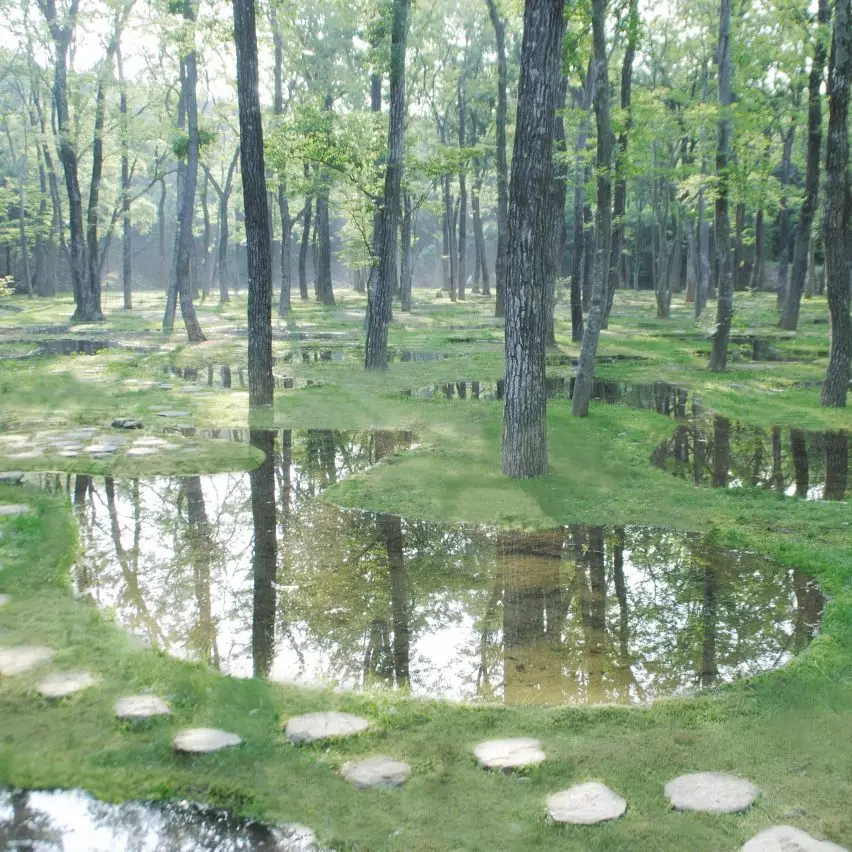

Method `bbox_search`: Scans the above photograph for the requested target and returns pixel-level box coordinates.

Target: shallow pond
[0,788,319,851]
[27,429,821,707]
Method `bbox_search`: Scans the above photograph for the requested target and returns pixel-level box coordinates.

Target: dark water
[653,417,850,500]
[3,339,130,359]
[0,789,319,851]
[29,429,821,707]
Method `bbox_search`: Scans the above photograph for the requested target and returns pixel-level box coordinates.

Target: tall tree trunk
[400,189,413,311]
[781,0,829,330]
[709,0,734,372]
[821,0,851,407]
[158,177,167,286]
[298,193,312,300]
[117,46,132,310]
[234,0,273,406]
[457,76,468,301]
[502,0,565,476]
[776,122,796,308]
[603,0,638,327]
[485,0,508,318]
[545,77,568,346]
[572,0,613,417]
[315,188,334,305]
[472,170,490,296]
[443,173,458,300]
[380,514,410,686]
[733,201,746,290]
[685,220,697,302]
[163,2,205,342]
[696,185,710,315]
[365,0,410,367]
[749,207,764,290]
[271,4,291,317]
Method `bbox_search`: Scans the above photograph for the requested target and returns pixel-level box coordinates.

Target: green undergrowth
[0,289,851,850]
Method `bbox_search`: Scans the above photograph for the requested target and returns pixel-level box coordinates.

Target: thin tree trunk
[270,4,291,316]
[572,0,613,417]
[821,0,851,407]
[697,186,710,315]
[749,207,764,290]
[298,191,312,300]
[117,46,132,309]
[709,0,734,372]
[315,188,334,305]
[781,0,829,330]
[502,0,566,476]
[400,188,413,311]
[365,0,410,367]
[457,76,468,301]
[776,122,796,308]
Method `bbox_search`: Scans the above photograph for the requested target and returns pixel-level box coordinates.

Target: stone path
[285,711,369,743]
[547,782,627,825]
[37,670,99,698]
[114,695,171,719]
[173,727,242,753]
[742,826,849,851]
[341,756,411,789]
[0,645,53,676]
[665,771,759,813]
[473,737,546,770]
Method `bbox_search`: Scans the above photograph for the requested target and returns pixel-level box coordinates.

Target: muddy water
[29,430,821,707]
[0,789,319,851]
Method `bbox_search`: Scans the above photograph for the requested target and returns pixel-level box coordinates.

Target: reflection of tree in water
[654,416,849,500]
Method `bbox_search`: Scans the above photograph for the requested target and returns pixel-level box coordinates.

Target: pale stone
[272,824,325,851]
[473,738,546,770]
[173,727,242,753]
[58,451,80,458]
[0,645,53,676]
[37,670,99,698]
[7,451,42,460]
[115,695,171,719]
[127,447,159,457]
[547,782,627,825]
[156,411,191,418]
[0,472,23,485]
[0,504,30,517]
[743,826,848,852]
[341,756,411,789]
[84,444,119,454]
[665,772,759,813]
[134,437,169,447]
[0,594,9,607]
[285,711,369,743]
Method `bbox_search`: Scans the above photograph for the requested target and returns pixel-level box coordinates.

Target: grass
[0,288,850,850]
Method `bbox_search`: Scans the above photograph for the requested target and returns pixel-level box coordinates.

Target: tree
[501,0,566,477]
[365,0,411,369]
[708,0,734,372]
[821,0,851,407]
[780,0,829,330]
[571,0,613,417]
[233,0,273,407]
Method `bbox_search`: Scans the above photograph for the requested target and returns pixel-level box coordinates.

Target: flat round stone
[0,594,9,607]
[285,711,369,743]
[115,695,171,719]
[0,472,23,485]
[58,451,80,457]
[37,670,99,698]
[341,756,411,789]
[665,772,759,813]
[173,727,242,753]
[0,645,53,676]
[156,411,191,418]
[127,447,159,457]
[547,782,627,825]
[473,737,546,770]
[0,504,31,517]
[742,826,848,851]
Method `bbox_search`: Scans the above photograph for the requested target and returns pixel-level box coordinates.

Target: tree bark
[117,46,132,309]
[233,0,273,406]
[502,0,565,476]
[781,0,829,330]
[696,186,710,315]
[298,191,312,300]
[457,75,468,301]
[400,189,413,311]
[572,0,613,417]
[365,0,410,367]
[749,207,764,290]
[709,0,734,372]
[315,188,334,305]
[821,0,851,407]
[271,3,291,316]
[485,0,509,318]
[776,121,796,308]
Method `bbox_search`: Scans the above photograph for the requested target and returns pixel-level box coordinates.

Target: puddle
[3,339,140,359]
[0,788,320,851]
[653,417,850,500]
[27,429,821,707]
[545,353,647,367]
[159,366,325,391]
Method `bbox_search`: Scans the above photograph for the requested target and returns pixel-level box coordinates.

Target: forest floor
[0,288,850,851]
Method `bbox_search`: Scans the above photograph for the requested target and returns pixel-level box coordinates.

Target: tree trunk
[709,0,734,372]
[117,47,132,310]
[603,0,638,327]
[502,0,565,476]
[234,0,273,406]
[733,201,746,290]
[696,186,710,315]
[685,220,697,303]
[821,0,851,407]
[271,4,291,317]
[485,0,508,318]
[298,194,312,300]
[776,122,796,308]
[749,207,764,290]
[365,0,410,367]
[572,0,613,417]
[163,3,205,342]
[781,0,829,330]
[400,189,413,311]
[546,77,568,346]
[457,76,467,301]
[315,188,334,305]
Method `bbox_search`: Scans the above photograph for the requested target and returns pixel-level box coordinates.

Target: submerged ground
[0,288,850,850]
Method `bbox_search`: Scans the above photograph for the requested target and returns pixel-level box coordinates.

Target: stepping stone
[114,695,171,720]
[665,772,759,813]
[742,826,848,852]
[0,472,23,485]
[58,451,79,458]
[37,670,99,698]
[0,645,53,676]
[134,437,169,447]
[156,411,191,418]
[0,504,30,517]
[473,737,546,771]
[547,782,627,825]
[341,756,411,789]
[7,451,42,460]
[285,711,369,743]
[0,594,9,607]
[84,444,118,454]
[111,418,143,429]
[271,824,324,851]
[173,727,242,753]
[127,447,159,457]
